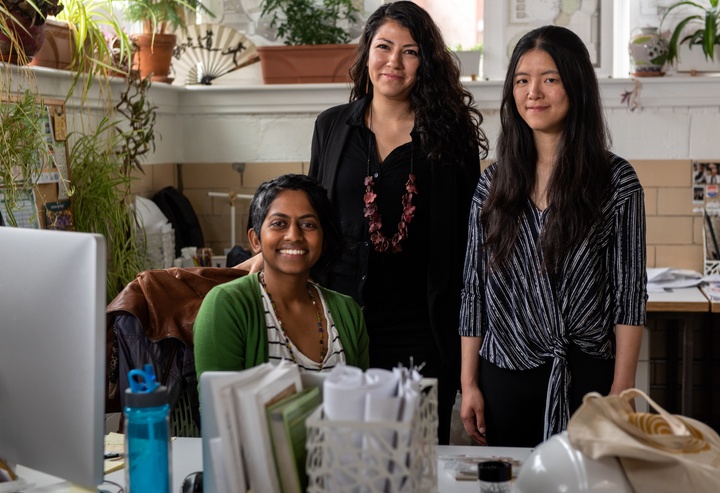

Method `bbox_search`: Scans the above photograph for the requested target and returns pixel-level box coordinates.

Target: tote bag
[567,389,720,493]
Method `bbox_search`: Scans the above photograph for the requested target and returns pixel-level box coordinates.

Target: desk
[17,438,532,493]
[646,287,709,417]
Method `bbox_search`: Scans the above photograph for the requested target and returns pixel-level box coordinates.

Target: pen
[104,452,123,459]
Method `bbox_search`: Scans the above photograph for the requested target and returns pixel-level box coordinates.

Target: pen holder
[305,379,438,493]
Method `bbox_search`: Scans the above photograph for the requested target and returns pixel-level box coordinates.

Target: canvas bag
[567,389,720,493]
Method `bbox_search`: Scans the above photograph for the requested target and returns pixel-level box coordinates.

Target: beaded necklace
[258,271,326,368]
[362,112,418,254]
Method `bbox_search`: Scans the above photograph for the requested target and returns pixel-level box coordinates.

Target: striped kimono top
[459,154,648,439]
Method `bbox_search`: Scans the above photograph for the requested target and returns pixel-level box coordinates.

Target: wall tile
[647,245,656,268]
[657,187,695,216]
[655,245,704,271]
[647,216,694,244]
[182,163,241,189]
[633,159,692,188]
[644,187,657,216]
[242,162,304,188]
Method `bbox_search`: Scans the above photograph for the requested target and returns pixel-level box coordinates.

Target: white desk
[16,438,532,493]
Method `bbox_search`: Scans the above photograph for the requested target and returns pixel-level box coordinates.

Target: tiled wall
[131,161,308,257]
[634,159,705,273]
[132,158,706,271]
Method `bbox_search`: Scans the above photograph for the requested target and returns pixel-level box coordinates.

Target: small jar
[478,460,512,493]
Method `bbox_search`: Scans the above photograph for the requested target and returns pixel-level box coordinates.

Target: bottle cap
[125,365,168,408]
[125,384,168,408]
[478,460,512,482]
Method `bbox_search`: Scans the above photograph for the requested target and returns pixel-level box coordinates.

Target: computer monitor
[0,227,106,489]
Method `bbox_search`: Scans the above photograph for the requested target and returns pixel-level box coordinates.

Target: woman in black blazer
[308,1,489,444]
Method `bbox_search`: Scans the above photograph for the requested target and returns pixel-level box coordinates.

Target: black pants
[480,343,615,447]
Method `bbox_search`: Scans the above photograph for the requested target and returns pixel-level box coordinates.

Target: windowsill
[22,66,720,115]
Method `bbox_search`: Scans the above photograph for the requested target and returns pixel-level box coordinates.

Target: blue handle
[127,364,159,393]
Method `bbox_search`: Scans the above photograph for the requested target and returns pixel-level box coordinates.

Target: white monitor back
[0,228,106,488]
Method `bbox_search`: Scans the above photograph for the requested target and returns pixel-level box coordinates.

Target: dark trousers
[480,343,615,447]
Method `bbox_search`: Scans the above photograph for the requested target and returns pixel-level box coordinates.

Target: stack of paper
[647,268,703,292]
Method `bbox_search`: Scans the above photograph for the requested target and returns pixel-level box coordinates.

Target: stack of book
[199,361,323,493]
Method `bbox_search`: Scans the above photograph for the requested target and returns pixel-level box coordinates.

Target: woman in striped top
[458,26,647,447]
[194,174,369,378]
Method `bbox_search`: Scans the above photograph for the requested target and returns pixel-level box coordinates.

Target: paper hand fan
[172,24,260,85]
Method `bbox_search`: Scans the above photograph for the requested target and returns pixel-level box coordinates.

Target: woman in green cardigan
[194,174,370,377]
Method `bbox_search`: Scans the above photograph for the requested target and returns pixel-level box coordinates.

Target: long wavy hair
[482,25,611,272]
[348,1,488,166]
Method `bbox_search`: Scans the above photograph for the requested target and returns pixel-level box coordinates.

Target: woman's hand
[234,253,264,273]
[460,385,487,445]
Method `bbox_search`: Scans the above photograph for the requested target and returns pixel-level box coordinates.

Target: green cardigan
[194,273,369,379]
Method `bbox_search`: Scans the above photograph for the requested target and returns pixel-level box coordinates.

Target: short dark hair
[249,174,343,270]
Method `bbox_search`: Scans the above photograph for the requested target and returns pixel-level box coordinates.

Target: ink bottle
[478,460,512,493]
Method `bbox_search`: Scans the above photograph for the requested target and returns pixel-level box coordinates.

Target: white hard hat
[513,432,634,493]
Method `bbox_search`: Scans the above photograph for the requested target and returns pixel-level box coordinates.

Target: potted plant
[30,0,134,101]
[452,43,483,80]
[0,0,64,64]
[0,90,54,227]
[660,0,720,72]
[71,72,157,300]
[121,0,213,82]
[257,0,360,84]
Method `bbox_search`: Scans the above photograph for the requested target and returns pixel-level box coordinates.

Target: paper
[647,268,702,291]
[104,432,125,474]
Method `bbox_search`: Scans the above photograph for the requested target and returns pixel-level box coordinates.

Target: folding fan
[172,24,260,85]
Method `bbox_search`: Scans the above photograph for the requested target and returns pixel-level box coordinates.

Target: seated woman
[194,174,370,377]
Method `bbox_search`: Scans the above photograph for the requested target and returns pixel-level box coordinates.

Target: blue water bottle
[124,365,171,493]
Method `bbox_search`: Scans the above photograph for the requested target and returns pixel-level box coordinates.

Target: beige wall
[132,159,705,272]
[634,159,704,273]
[131,162,308,256]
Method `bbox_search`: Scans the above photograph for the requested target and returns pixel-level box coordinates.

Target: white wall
[30,68,720,166]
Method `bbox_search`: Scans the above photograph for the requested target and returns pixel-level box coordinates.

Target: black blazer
[309,98,480,376]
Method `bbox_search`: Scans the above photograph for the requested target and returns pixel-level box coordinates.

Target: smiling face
[367,19,420,102]
[248,189,323,278]
[512,49,569,138]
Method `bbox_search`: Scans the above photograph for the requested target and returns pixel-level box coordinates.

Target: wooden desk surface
[646,287,709,313]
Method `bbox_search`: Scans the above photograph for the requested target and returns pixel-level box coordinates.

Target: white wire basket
[142,229,175,269]
[305,379,438,493]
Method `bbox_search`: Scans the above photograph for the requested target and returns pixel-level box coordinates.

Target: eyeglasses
[181,471,203,493]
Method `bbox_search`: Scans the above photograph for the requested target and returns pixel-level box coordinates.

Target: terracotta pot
[0,13,47,64]
[132,33,176,83]
[29,19,74,69]
[257,44,357,84]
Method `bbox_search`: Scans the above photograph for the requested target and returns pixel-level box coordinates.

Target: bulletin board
[0,96,72,230]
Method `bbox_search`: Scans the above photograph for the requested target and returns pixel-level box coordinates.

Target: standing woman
[459,25,647,447]
[309,1,488,444]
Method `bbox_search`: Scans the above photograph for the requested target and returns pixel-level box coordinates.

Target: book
[232,361,303,493]
[202,365,273,493]
[44,200,74,230]
[266,386,322,493]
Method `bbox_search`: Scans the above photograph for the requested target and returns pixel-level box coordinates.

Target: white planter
[454,50,482,79]
[676,44,720,73]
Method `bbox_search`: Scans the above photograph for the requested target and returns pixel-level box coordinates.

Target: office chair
[106,266,247,436]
